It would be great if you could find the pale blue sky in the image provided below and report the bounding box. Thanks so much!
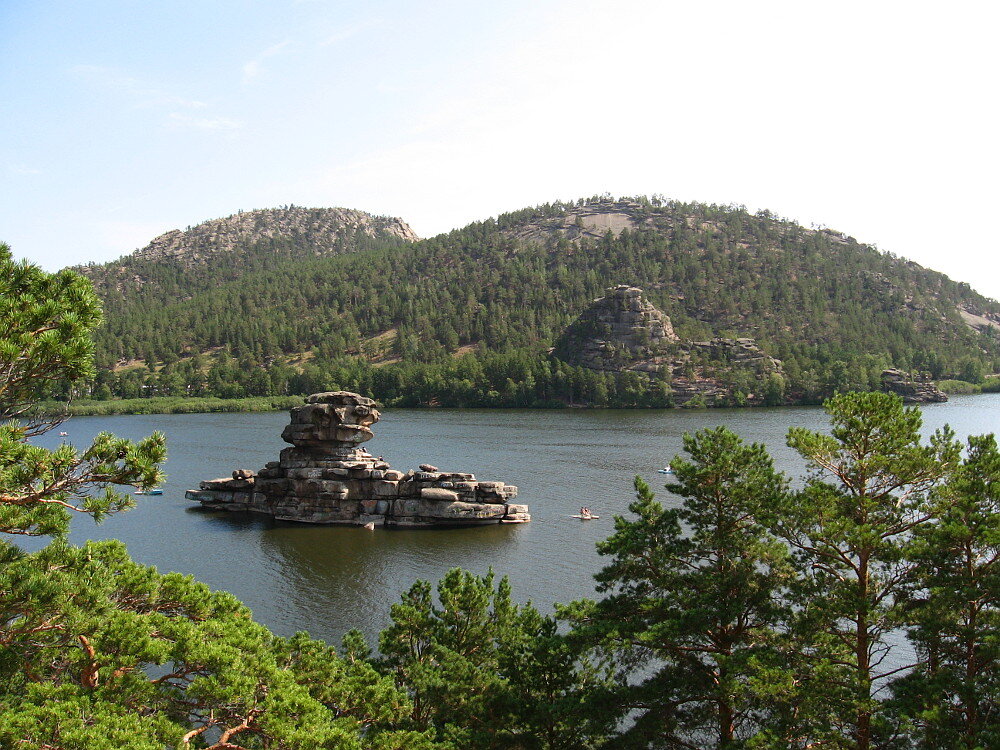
[3,1,999,301]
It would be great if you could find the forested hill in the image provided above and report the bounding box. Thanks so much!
[78,205,418,298]
[82,197,1000,406]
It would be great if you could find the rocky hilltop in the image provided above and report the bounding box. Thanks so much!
[79,206,418,294]
[505,199,663,244]
[186,392,528,527]
[505,197,856,249]
[133,207,417,265]
[552,285,679,372]
[553,285,785,406]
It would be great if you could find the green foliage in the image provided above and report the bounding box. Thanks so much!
[0,248,166,536]
[566,428,792,748]
[0,424,165,537]
[377,568,610,749]
[935,379,981,394]
[0,540,424,749]
[285,350,674,409]
[891,434,1000,748]
[980,376,1000,393]
[6,236,1000,747]
[33,394,305,416]
[555,394,1000,749]
[0,242,102,430]
[779,392,962,750]
[0,250,427,749]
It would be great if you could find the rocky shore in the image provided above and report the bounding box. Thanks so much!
[185,392,528,527]
[881,368,948,404]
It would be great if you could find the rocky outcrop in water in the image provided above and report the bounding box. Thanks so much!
[185,392,527,527]
[552,285,785,406]
[881,369,948,404]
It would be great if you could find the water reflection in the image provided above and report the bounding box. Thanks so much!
[192,508,531,643]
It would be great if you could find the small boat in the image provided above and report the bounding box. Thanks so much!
[570,513,600,520]
[363,521,376,530]
[657,465,674,474]
[59,431,68,436]
[135,489,164,495]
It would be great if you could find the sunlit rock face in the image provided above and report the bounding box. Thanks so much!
[186,391,527,527]
[552,285,785,406]
[552,285,679,374]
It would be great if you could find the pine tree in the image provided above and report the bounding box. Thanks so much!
[779,392,962,750]
[567,427,792,748]
[0,246,435,749]
[892,433,1000,748]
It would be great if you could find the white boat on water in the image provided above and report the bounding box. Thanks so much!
[657,465,674,474]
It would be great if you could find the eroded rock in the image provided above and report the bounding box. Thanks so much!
[552,285,785,406]
[186,393,528,528]
[881,369,948,404]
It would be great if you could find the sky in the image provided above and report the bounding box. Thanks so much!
[2,0,999,301]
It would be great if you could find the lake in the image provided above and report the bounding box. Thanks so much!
[31,394,1000,646]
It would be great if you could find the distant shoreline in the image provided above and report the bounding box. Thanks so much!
[34,395,307,417]
[33,384,994,418]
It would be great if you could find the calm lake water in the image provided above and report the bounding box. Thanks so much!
[30,394,1000,646]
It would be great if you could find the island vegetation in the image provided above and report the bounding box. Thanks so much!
[3,246,1000,749]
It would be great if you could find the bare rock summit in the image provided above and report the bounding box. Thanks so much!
[133,206,418,265]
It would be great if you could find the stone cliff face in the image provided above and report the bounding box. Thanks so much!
[881,368,948,404]
[133,206,418,265]
[553,285,784,406]
[552,285,679,372]
[506,200,661,245]
[186,392,528,527]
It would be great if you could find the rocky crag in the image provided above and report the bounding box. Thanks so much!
[881,368,948,404]
[79,206,418,294]
[552,285,784,406]
[505,199,663,244]
[133,207,417,265]
[185,392,528,527]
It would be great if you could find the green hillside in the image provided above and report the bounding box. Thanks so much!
[80,197,1000,407]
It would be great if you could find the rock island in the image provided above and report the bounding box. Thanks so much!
[185,392,528,527]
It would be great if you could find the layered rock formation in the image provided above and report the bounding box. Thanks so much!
[185,392,527,527]
[881,369,948,404]
[552,285,785,406]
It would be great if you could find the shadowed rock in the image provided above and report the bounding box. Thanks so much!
[881,369,948,404]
